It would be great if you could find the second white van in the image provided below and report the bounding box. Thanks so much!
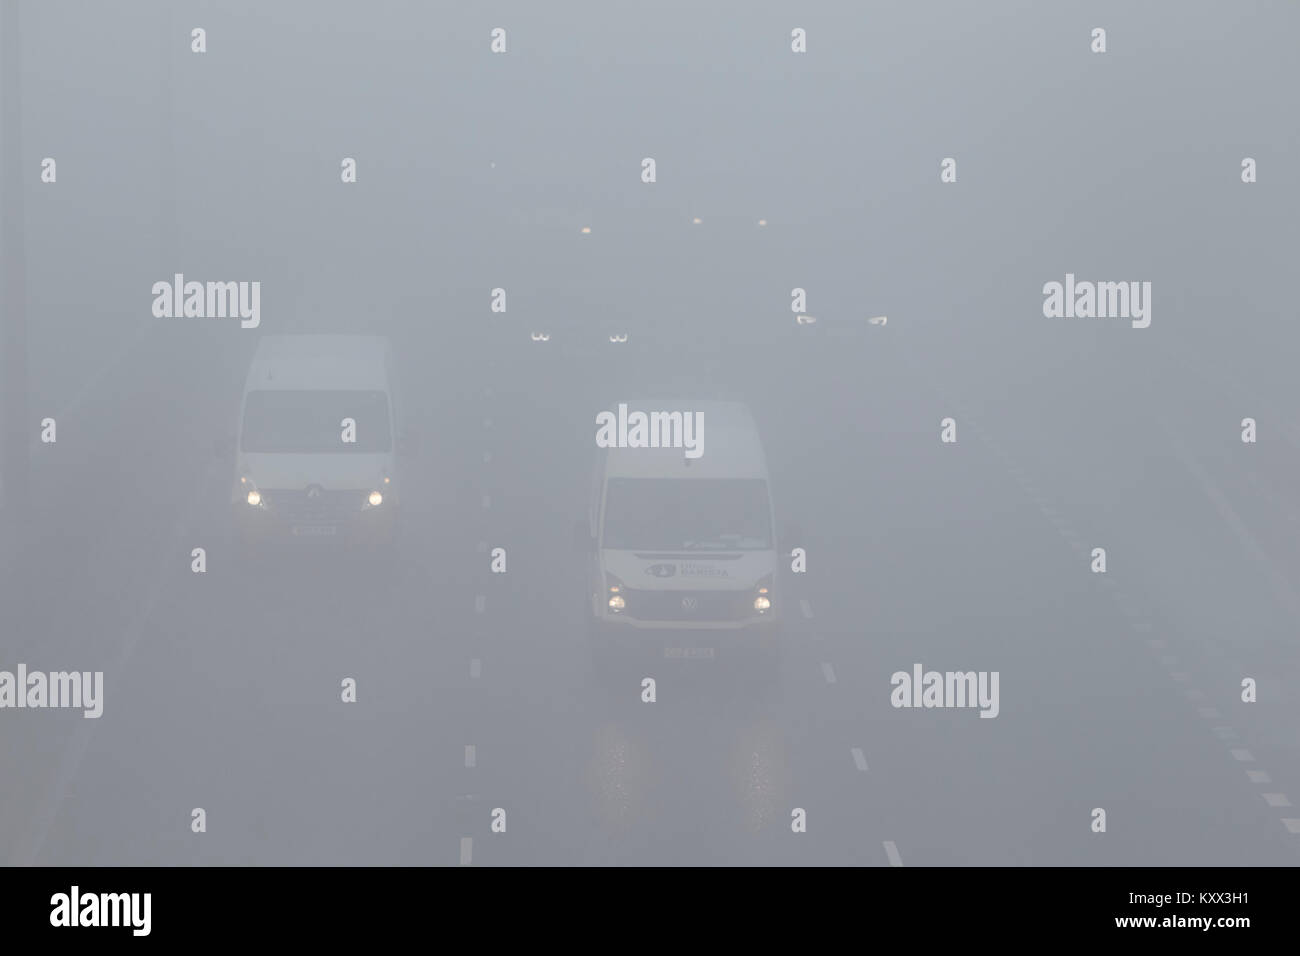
[230,335,403,554]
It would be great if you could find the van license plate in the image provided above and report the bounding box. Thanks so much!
[665,647,715,660]
[292,525,337,536]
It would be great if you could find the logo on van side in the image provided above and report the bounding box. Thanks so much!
[645,563,677,577]
[595,404,704,459]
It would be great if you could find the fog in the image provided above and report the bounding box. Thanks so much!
[2,0,1299,865]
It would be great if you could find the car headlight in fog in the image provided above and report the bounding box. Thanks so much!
[753,593,771,612]
[246,490,262,507]
[753,575,774,613]
[368,491,383,507]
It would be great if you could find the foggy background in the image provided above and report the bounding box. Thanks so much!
[2,0,1298,865]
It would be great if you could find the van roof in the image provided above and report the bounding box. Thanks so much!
[245,335,392,392]
[601,400,768,480]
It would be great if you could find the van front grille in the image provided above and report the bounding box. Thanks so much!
[263,488,365,524]
[622,588,753,622]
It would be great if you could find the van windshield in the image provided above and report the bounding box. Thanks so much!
[241,390,391,453]
[602,478,773,551]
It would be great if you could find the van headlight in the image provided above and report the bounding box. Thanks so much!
[368,490,384,507]
[753,575,774,613]
[606,574,626,612]
[246,490,262,507]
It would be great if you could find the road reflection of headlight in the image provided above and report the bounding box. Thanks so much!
[589,723,642,828]
[246,490,261,506]
[368,490,383,507]
[735,723,784,832]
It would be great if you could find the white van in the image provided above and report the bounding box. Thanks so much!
[231,335,402,552]
[580,400,782,661]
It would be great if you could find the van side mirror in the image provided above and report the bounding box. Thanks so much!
[573,520,592,553]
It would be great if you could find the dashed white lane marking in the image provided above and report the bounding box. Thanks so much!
[973,411,1292,834]
[1165,429,1300,621]
[475,594,486,614]
[800,599,814,619]
[979,414,1297,840]
[821,663,837,685]
[460,837,473,865]
[883,841,903,867]
[465,745,477,768]
[851,748,869,772]
[470,659,482,679]
[481,494,491,510]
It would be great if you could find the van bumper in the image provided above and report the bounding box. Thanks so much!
[234,501,397,552]
[589,614,781,660]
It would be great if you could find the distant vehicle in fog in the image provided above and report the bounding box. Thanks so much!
[579,400,782,664]
[230,335,404,555]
